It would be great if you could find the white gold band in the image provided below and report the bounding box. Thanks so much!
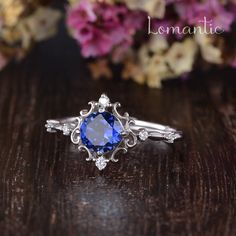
[46,117,182,143]
[45,94,183,170]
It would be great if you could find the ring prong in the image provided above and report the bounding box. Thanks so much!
[97,151,103,157]
[80,109,88,116]
[121,131,128,137]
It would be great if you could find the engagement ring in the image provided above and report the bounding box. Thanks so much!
[45,94,182,170]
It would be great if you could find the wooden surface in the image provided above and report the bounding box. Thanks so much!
[0,26,236,236]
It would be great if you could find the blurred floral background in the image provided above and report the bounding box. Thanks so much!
[1,0,236,88]
[0,0,61,71]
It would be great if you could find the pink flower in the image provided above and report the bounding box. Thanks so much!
[99,4,128,22]
[75,24,94,43]
[67,0,96,28]
[81,29,113,57]
[229,3,236,17]
[175,0,234,32]
[124,10,146,33]
[67,1,146,58]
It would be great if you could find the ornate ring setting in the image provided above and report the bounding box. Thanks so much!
[45,94,182,170]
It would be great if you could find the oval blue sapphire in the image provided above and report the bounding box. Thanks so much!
[80,112,123,154]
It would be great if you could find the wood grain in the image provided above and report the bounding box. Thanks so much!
[0,26,236,236]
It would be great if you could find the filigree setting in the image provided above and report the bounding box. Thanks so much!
[46,94,183,170]
[70,94,138,170]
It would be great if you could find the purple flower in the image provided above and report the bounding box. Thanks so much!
[67,1,146,58]
[67,0,96,28]
[175,0,234,32]
[81,29,113,57]
[75,24,94,43]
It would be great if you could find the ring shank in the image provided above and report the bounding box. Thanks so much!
[131,119,182,142]
[46,116,182,142]
[131,119,175,131]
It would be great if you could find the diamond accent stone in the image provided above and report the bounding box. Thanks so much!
[95,156,108,170]
[164,132,181,143]
[99,94,110,107]
[80,112,123,154]
[62,125,70,136]
[139,129,148,141]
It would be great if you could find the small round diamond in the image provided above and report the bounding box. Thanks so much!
[95,156,108,170]
[62,125,70,136]
[139,129,148,141]
[80,112,123,154]
[99,94,110,107]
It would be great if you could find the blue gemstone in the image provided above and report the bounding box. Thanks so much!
[80,112,123,154]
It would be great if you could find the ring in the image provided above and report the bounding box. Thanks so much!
[45,94,182,170]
